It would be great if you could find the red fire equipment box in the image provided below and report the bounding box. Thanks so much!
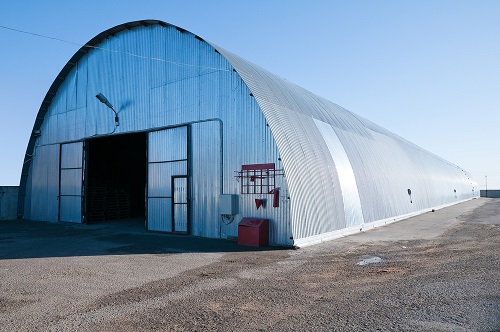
[238,218,269,247]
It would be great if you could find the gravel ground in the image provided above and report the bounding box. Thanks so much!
[1,198,499,331]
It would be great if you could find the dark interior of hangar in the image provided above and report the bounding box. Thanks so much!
[85,133,147,223]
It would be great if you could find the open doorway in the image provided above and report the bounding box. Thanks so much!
[85,132,147,225]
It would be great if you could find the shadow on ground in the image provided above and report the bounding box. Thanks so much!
[0,219,287,260]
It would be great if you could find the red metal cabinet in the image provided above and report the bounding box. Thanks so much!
[237,218,269,247]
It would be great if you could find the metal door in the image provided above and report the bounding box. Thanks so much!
[173,176,188,233]
[147,126,188,232]
[59,141,83,222]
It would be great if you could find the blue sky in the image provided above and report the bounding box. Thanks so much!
[1,1,499,188]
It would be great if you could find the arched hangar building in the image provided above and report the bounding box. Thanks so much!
[18,20,477,247]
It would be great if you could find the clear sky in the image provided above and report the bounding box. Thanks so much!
[1,1,499,189]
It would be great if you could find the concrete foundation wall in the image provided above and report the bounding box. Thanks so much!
[0,187,19,220]
[480,190,500,198]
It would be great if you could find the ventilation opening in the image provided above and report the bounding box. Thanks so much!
[85,132,147,224]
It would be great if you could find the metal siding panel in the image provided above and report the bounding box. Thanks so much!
[39,113,58,146]
[173,178,188,203]
[65,68,78,111]
[56,112,68,142]
[111,27,151,133]
[76,59,88,109]
[150,25,201,88]
[65,110,78,141]
[59,141,83,223]
[60,142,83,168]
[279,110,344,238]
[74,107,86,139]
[59,196,81,222]
[314,119,364,228]
[148,127,187,162]
[50,92,66,115]
[23,167,33,220]
[149,76,202,129]
[335,129,379,223]
[29,151,45,221]
[147,163,171,198]
[174,204,188,232]
[59,169,82,196]
[84,39,119,137]
[147,198,172,232]
[148,161,187,197]
[190,121,221,239]
[29,144,59,222]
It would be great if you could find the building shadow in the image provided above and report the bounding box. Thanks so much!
[0,219,289,260]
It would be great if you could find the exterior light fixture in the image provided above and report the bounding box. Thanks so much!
[96,93,119,126]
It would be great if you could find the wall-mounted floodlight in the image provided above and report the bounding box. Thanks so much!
[96,93,119,126]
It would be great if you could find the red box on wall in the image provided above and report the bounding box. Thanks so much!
[238,218,269,247]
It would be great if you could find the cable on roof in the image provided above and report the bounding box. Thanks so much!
[0,25,231,72]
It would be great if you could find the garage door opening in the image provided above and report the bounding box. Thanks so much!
[85,133,147,224]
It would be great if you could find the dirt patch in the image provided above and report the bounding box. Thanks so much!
[0,297,38,313]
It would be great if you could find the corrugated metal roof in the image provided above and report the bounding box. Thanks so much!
[19,20,477,246]
[207,42,477,244]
